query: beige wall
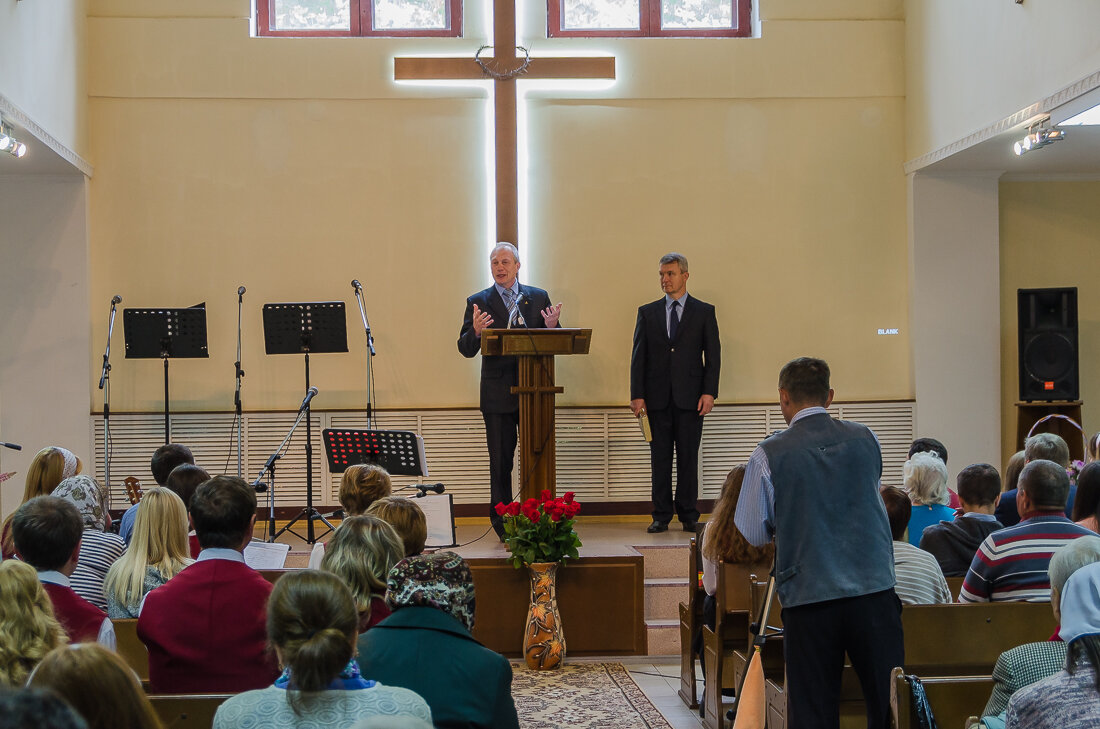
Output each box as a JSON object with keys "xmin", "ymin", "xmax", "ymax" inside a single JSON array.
[
  {"xmin": 999, "ymin": 180, "xmax": 1100, "ymax": 466},
  {"xmin": 86, "ymin": 0, "xmax": 910, "ymax": 412},
  {"xmin": 905, "ymin": 0, "xmax": 1100, "ymax": 160},
  {"xmin": 0, "ymin": 177, "xmax": 92, "ymax": 518},
  {"xmin": 0, "ymin": 0, "xmax": 87, "ymax": 156}
]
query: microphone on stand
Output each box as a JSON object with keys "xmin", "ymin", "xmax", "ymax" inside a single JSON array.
[
  {"xmin": 238, "ymin": 286, "xmax": 246, "ymax": 297},
  {"xmin": 297, "ymin": 386, "xmax": 319, "ymax": 412},
  {"xmin": 111, "ymin": 295, "xmax": 122, "ymax": 305},
  {"xmin": 0, "ymin": 441, "xmax": 21, "ymax": 451},
  {"xmin": 351, "ymin": 279, "xmax": 362, "ymax": 292}
]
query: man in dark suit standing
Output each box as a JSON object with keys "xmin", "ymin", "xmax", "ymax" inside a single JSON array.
[
  {"xmin": 458, "ymin": 242, "xmax": 562, "ymax": 540},
  {"xmin": 630, "ymin": 252, "xmax": 720, "ymax": 533}
]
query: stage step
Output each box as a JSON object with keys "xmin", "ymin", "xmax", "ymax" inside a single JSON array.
[
  {"xmin": 633, "ymin": 542, "xmax": 692, "ymax": 579},
  {"xmin": 646, "ymin": 618, "xmax": 679, "ymax": 656},
  {"xmin": 645, "ymin": 577, "xmax": 689, "ymax": 621},
  {"xmin": 634, "ymin": 540, "xmax": 692, "ymax": 656}
]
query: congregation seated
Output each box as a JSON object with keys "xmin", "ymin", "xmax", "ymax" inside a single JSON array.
[
  {"xmin": 996, "ymin": 433, "xmax": 1077, "ymax": 527},
  {"xmin": 902, "ymin": 452, "xmax": 956, "ymax": 546},
  {"xmin": 119, "ymin": 444, "xmax": 195, "ymax": 544},
  {"xmin": 308, "ymin": 464, "xmax": 392, "ymax": 569},
  {"xmin": 920, "ymin": 463, "xmax": 1004, "ymax": 577},
  {"xmin": 12, "ymin": 496, "xmax": 115, "ymax": 648},
  {"xmin": 1005, "ymin": 559, "xmax": 1100, "ymax": 727},
  {"xmin": 358, "ymin": 552, "xmax": 520, "ymax": 729},
  {"xmin": 1073, "ymin": 462, "xmax": 1100, "ymax": 533},
  {"xmin": 909, "ymin": 436, "xmax": 961, "ymax": 509},
  {"xmin": 0, "ymin": 560, "xmax": 67, "ymax": 687},
  {"xmin": 213, "ymin": 570, "xmax": 432, "ymax": 729},
  {"xmin": 0, "ymin": 687, "xmax": 88, "ymax": 729},
  {"xmin": 320, "ymin": 515, "xmax": 404, "ymax": 633},
  {"xmin": 137, "ymin": 475, "xmax": 278, "ymax": 693},
  {"xmin": 1, "ymin": 446, "xmax": 82, "ymax": 560},
  {"xmin": 52, "ymin": 475, "xmax": 125, "ymax": 611},
  {"xmin": 366, "ymin": 497, "xmax": 428, "ymax": 557},
  {"xmin": 165, "ymin": 463, "xmax": 211, "ymax": 558},
  {"xmin": 980, "ymin": 536, "xmax": 1100, "ymax": 727},
  {"xmin": 880, "ymin": 485, "xmax": 950, "ymax": 604},
  {"xmin": 27, "ymin": 643, "xmax": 163, "ymax": 729},
  {"xmin": 961, "ymin": 460, "xmax": 1094, "ymax": 603},
  {"xmin": 103, "ymin": 487, "xmax": 193, "ymax": 619}
]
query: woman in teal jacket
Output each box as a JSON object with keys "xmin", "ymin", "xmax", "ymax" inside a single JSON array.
[{"xmin": 357, "ymin": 552, "xmax": 521, "ymax": 729}]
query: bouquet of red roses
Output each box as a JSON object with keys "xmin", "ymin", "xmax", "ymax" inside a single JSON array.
[{"xmin": 495, "ymin": 490, "xmax": 582, "ymax": 569}]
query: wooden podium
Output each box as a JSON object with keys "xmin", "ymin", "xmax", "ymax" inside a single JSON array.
[{"xmin": 481, "ymin": 328, "xmax": 592, "ymax": 502}]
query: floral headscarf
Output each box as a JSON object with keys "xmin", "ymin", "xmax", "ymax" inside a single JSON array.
[
  {"xmin": 52, "ymin": 475, "xmax": 109, "ymax": 532},
  {"xmin": 386, "ymin": 551, "xmax": 476, "ymax": 632}
]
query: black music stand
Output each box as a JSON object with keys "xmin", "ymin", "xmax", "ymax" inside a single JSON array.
[
  {"xmin": 123, "ymin": 305, "xmax": 209, "ymax": 443},
  {"xmin": 321, "ymin": 429, "xmax": 429, "ymax": 478},
  {"xmin": 263, "ymin": 302, "xmax": 348, "ymax": 544}
]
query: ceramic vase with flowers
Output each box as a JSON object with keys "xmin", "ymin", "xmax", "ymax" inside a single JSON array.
[{"xmin": 495, "ymin": 490, "xmax": 582, "ymax": 669}]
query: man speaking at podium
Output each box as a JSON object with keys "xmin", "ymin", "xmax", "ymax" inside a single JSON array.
[{"xmin": 458, "ymin": 242, "xmax": 562, "ymax": 541}]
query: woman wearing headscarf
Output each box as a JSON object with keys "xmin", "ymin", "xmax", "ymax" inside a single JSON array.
[
  {"xmin": 1, "ymin": 446, "xmax": 82, "ymax": 559},
  {"xmin": 52, "ymin": 475, "xmax": 126, "ymax": 611},
  {"xmin": 357, "ymin": 552, "xmax": 520, "ymax": 729},
  {"xmin": 1006, "ymin": 559, "xmax": 1100, "ymax": 727}
]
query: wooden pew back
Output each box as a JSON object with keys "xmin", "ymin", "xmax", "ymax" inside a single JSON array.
[
  {"xmin": 901, "ymin": 602, "xmax": 1056, "ymax": 675},
  {"xmin": 890, "ymin": 668, "xmax": 993, "ymax": 729},
  {"xmin": 678, "ymin": 532, "xmax": 706, "ymax": 708},
  {"xmin": 149, "ymin": 694, "xmax": 232, "ymax": 729},
  {"xmin": 113, "ymin": 618, "xmax": 149, "ymax": 686}
]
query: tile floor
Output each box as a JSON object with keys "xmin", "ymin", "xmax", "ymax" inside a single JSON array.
[{"xmin": 617, "ymin": 657, "xmax": 707, "ymax": 728}]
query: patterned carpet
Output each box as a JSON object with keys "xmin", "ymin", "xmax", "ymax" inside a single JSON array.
[{"xmin": 511, "ymin": 662, "xmax": 674, "ymax": 729}]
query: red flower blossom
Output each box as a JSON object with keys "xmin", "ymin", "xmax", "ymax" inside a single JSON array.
[
  {"xmin": 507, "ymin": 502, "xmax": 521, "ymax": 516},
  {"xmin": 494, "ymin": 502, "xmax": 508, "ymax": 516},
  {"xmin": 540, "ymin": 489, "xmax": 552, "ymax": 501},
  {"xmin": 563, "ymin": 491, "xmax": 575, "ymax": 503}
]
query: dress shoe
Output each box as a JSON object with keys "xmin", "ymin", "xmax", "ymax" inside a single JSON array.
[
  {"xmin": 681, "ymin": 519, "xmax": 698, "ymax": 532},
  {"xmin": 646, "ymin": 521, "xmax": 669, "ymax": 534}
]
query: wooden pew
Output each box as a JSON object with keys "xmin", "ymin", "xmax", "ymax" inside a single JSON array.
[
  {"xmin": 741, "ymin": 601, "xmax": 1056, "ymax": 729},
  {"xmin": 257, "ymin": 569, "xmax": 293, "ymax": 585},
  {"xmin": 149, "ymin": 694, "xmax": 233, "ymax": 729},
  {"xmin": 701, "ymin": 565, "xmax": 773, "ymax": 729},
  {"xmin": 891, "ymin": 669, "xmax": 993, "ymax": 729},
  {"xmin": 945, "ymin": 575, "xmax": 964, "ymax": 601},
  {"xmin": 113, "ymin": 618, "xmax": 149, "ymax": 689},
  {"xmin": 677, "ymin": 529, "xmax": 706, "ymax": 709}
]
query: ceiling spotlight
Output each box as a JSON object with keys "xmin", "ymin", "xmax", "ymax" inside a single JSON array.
[
  {"xmin": 1013, "ymin": 118, "xmax": 1066, "ymax": 156},
  {"xmin": 0, "ymin": 120, "xmax": 27, "ymax": 159}
]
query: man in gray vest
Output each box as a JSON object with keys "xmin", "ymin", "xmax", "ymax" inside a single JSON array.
[{"xmin": 735, "ymin": 357, "xmax": 903, "ymax": 729}]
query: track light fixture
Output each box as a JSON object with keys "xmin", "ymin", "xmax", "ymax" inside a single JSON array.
[
  {"xmin": 0, "ymin": 120, "xmax": 27, "ymax": 159},
  {"xmin": 1013, "ymin": 117, "xmax": 1065, "ymax": 156}
]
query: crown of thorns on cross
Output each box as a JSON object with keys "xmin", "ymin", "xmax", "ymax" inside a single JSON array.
[{"xmin": 474, "ymin": 45, "xmax": 532, "ymax": 79}]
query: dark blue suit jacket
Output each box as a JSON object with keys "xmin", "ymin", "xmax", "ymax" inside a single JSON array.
[
  {"xmin": 630, "ymin": 295, "xmax": 720, "ymax": 411},
  {"xmin": 458, "ymin": 284, "xmax": 554, "ymax": 413},
  {"xmin": 995, "ymin": 485, "xmax": 1077, "ymax": 527}
]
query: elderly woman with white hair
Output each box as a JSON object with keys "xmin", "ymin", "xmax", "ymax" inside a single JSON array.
[
  {"xmin": 902, "ymin": 451, "xmax": 956, "ymax": 546},
  {"xmin": 1005, "ymin": 543, "xmax": 1100, "ymax": 727}
]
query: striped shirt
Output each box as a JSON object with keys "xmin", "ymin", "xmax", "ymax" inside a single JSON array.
[
  {"xmin": 71, "ymin": 529, "xmax": 126, "ymax": 611},
  {"xmin": 892, "ymin": 540, "xmax": 951, "ymax": 605},
  {"xmin": 959, "ymin": 514, "xmax": 1093, "ymax": 603}
]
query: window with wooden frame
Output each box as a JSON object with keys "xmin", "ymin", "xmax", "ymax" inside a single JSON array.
[
  {"xmin": 547, "ymin": 0, "xmax": 750, "ymax": 37},
  {"xmin": 257, "ymin": 0, "xmax": 462, "ymax": 37}
]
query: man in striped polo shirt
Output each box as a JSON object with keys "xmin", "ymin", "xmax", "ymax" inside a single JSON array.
[{"xmin": 960, "ymin": 459, "xmax": 1093, "ymax": 603}]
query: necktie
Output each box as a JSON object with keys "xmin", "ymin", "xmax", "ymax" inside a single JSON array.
[
  {"xmin": 669, "ymin": 300, "xmax": 680, "ymax": 340},
  {"xmin": 502, "ymin": 288, "xmax": 519, "ymax": 328}
]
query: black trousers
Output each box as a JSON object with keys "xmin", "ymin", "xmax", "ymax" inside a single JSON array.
[
  {"xmin": 648, "ymin": 406, "xmax": 703, "ymax": 524},
  {"xmin": 483, "ymin": 410, "xmax": 519, "ymax": 537},
  {"xmin": 781, "ymin": 589, "xmax": 904, "ymax": 729}
]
